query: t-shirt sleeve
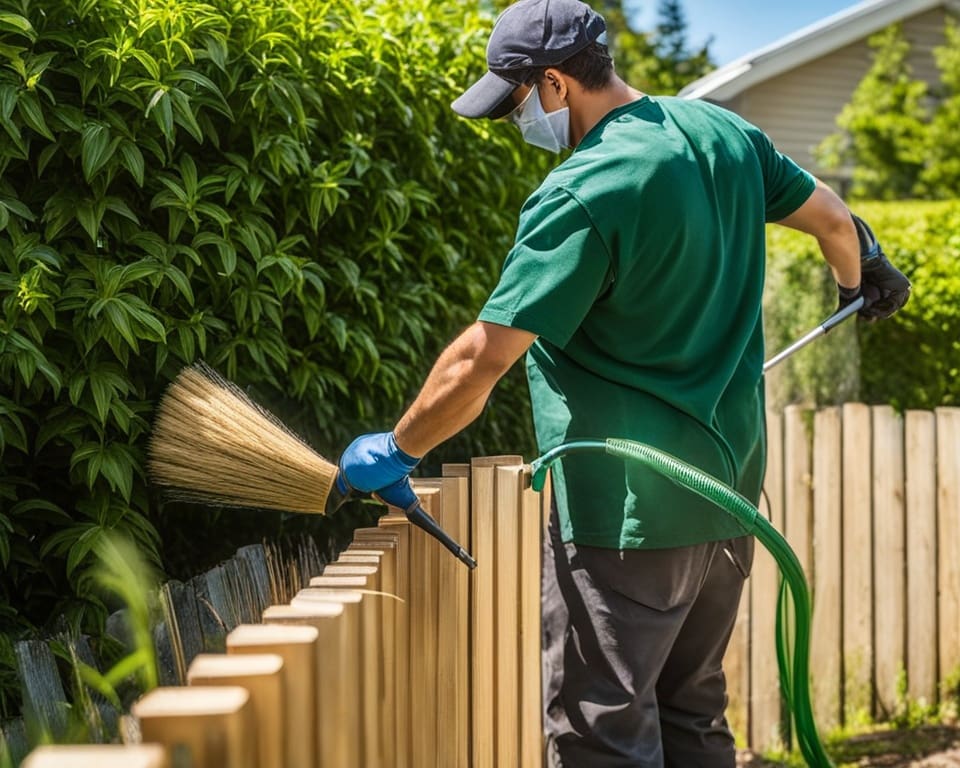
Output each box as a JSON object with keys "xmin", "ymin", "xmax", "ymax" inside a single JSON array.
[
  {"xmin": 478, "ymin": 187, "xmax": 613, "ymax": 348},
  {"xmin": 746, "ymin": 125, "xmax": 816, "ymax": 222}
]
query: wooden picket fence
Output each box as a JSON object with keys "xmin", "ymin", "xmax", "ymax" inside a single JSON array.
[
  {"xmin": 13, "ymin": 406, "xmax": 960, "ymax": 765},
  {"xmin": 17, "ymin": 456, "xmax": 545, "ymax": 768},
  {"xmin": 726, "ymin": 404, "xmax": 960, "ymax": 752}
]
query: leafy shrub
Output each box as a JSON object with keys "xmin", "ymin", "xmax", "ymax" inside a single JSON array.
[
  {"xmin": 857, "ymin": 202, "xmax": 960, "ymax": 409},
  {"xmin": 763, "ymin": 201, "xmax": 960, "ymax": 409},
  {"xmin": 815, "ymin": 24, "xmax": 929, "ymax": 200},
  {"xmin": 0, "ymin": 0, "xmax": 548, "ymax": 669}
]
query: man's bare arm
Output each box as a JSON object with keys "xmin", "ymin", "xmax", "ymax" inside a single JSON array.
[
  {"xmin": 393, "ymin": 321, "xmax": 537, "ymax": 458},
  {"xmin": 776, "ymin": 179, "xmax": 860, "ymax": 289}
]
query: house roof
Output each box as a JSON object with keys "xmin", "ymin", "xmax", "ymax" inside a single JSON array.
[{"xmin": 678, "ymin": 0, "xmax": 960, "ymax": 101}]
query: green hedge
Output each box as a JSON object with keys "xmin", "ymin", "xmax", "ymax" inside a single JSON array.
[
  {"xmin": 0, "ymin": 0, "xmax": 549, "ymax": 664},
  {"xmin": 763, "ymin": 201, "xmax": 960, "ymax": 409}
]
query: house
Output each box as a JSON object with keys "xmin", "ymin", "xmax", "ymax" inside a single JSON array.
[{"xmin": 678, "ymin": 0, "xmax": 960, "ymax": 186}]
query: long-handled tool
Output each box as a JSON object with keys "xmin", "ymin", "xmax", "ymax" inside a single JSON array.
[
  {"xmin": 148, "ymin": 363, "xmax": 476, "ymax": 569},
  {"xmin": 763, "ymin": 296, "xmax": 864, "ymax": 373}
]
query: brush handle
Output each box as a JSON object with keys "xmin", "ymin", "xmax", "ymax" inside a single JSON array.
[
  {"xmin": 405, "ymin": 503, "xmax": 478, "ymax": 570},
  {"xmin": 335, "ymin": 472, "xmax": 476, "ymax": 568},
  {"xmin": 325, "ymin": 479, "xmax": 355, "ymax": 514},
  {"xmin": 376, "ymin": 479, "xmax": 478, "ymax": 570}
]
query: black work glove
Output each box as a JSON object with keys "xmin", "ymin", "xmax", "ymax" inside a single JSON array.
[
  {"xmin": 837, "ymin": 283, "xmax": 862, "ymax": 312},
  {"xmin": 839, "ymin": 213, "xmax": 911, "ymax": 321}
]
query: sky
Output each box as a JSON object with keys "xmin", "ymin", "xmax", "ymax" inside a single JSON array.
[{"xmin": 627, "ymin": 0, "xmax": 867, "ymax": 66}]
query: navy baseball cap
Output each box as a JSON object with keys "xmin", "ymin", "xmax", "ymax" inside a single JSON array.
[{"xmin": 452, "ymin": 0, "xmax": 607, "ymax": 120}]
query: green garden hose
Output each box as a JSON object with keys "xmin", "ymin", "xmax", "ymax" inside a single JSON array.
[{"xmin": 529, "ymin": 438, "xmax": 833, "ymax": 768}]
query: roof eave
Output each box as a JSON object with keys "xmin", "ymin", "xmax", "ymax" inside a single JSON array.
[{"xmin": 679, "ymin": 0, "xmax": 953, "ymax": 101}]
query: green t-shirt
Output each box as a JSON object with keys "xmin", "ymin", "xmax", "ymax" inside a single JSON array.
[{"xmin": 478, "ymin": 96, "xmax": 815, "ymax": 549}]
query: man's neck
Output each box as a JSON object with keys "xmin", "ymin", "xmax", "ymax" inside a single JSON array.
[{"xmin": 571, "ymin": 77, "xmax": 646, "ymax": 146}]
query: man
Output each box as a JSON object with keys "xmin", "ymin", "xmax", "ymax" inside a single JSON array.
[{"xmin": 338, "ymin": 0, "xmax": 911, "ymax": 765}]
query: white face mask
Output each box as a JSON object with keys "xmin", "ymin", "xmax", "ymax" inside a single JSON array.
[{"xmin": 508, "ymin": 85, "xmax": 571, "ymax": 153}]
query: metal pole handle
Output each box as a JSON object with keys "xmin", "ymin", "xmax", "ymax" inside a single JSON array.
[{"xmin": 763, "ymin": 296, "xmax": 864, "ymax": 373}]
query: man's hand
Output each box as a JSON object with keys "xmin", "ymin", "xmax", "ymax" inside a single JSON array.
[
  {"xmin": 373, "ymin": 477, "xmax": 419, "ymax": 512},
  {"xmin": 337, "ymin": 431, "xmax": 420, "ymax": 494},
  {"xmin": 837, "ymin": 282, "xmax": 862, "ymax": 312},
  {"xmin": 848, "ymin": 214, "xmax": 911, "ymax": 320}
]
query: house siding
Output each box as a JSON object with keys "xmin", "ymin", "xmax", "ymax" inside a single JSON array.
[{"xmin": 711, "ymin": 7, "xmax": 953, "ymax": 181}]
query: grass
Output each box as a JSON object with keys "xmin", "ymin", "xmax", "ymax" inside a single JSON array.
[{"xmin": 748, "ymin": 710, "xmax": 960, "ymax": 767}]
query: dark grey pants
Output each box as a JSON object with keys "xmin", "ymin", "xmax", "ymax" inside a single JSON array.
[{"xmin": 542, "ymin": 505, "xmax": 754, "ymax": 768}]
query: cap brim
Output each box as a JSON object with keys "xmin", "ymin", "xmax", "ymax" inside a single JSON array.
[{"xmin": 451, "ymin": 70, "xmax": 518, "ymax": 119}]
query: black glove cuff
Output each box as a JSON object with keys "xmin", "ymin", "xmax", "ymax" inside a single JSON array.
[
  {"xmin": 851, "ymin": 213, "xmax": 881, "ymax": 260},
  {"xmin": 838, "ymin": 284, "xmax": 861, "ymax": 301}
]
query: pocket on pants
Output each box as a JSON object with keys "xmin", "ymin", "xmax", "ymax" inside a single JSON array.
[
  {"xmin": 722, "ymin": 535, "xmax": 755, "ymax": 580},
  {"xmin": 572, "ymin": 541, "xmax": 717, "ymax": 613}
]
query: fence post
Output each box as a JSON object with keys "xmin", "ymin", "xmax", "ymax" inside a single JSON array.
[
  {"xmin": 905, "ymin": 410, "xmax": 938, "ymax": 705},
  {"xmin": 225, "ymin": 624, "xmax": 319, "ymax": 768},
  {"xmin": 22, "ymin": 745, "xmax": 169, "ymax": 768},
  {"xmin": 351, "ymin": 529, "xmax": 406, "ymax": 768},
  {"xmin": 186, "ymin": 654, "xmax": 285, "ymax": 768},
  {"xmin": 290, "ymin": 588, "xmax": 364, "ymax": 765},
  {"xmin": 750, "ymin": 410, "xmax": 785, "ymax": 750},
  {"xmin": 936, "ymin": 408, "xmax": 960, "ymax": 689},
  {"xmin": 812, "ymin": 406, "xmax": 842, "ymax": 730},
  {"xmin": 262, "ymin": 601, "xmax": 347, "ymax": 768},
  {"xmin": 842, "ymin": 403, "xmax": 874, "ymax": 721},
  {"xmin": 132, "ymin": 686, "xmax": 255, "ymax": 768},
  {"xmin": 784, "ymin": 406, "xmax": 813, "ymax": 579},
  {"xmin": 469, "ymin": 456, "xmax": 523, "ymax": 768},
  {"xmin": 520, "ymin": 470, "xmax": 544, "ymax": 768},
  {"xmin": 872, "ymin": 405, "xmax": 906, "ymax": 718}
]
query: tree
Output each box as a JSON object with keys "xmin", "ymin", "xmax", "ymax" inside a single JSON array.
[
  {"xmin": 650, "ymin": 0, "xmax": 713, "ymax": 93},
  {"xmin": 921, "ymin": 18, "xmax": 960, "ymax": 198},
  {"xmin": 600, "ymin": 0, "xmax": 713, "ymax": 95},
  {"xmin": 815, "ymin": 24, "xmax": 928, "ymax": 200},
  {"xmin": 484, "ymin": 1, "xmax": 713, "ymax": 96}
]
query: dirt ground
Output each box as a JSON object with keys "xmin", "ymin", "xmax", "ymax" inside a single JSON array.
[{"xmin": 735, "ymin": 725, "xmax": 960, "ymax": 767}]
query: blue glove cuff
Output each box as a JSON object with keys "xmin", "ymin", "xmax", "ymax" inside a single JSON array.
[{"xmin": 388, "ymin": 432, "xmax": 420, "ymax": 470}]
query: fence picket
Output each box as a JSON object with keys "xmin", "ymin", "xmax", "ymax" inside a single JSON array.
[
  {"xmin": 842, "ymin": 403, "xmax": 874, "ymax": 721},
  {"xmin": 520, "ymin": 476, "xmax": 544, "ymax": 768},
  {"xmin": 750, "ymin": 410, "xmax": 785, "ymax": 750},
  {"xmin": 936, "ymin": 408, "xmax": 960, "ymax": 688},
  {"xmin": 872, "ymin": 406, "xmax": 906, "ymax": 718},
  {"xmin": 811, "ymin": 407, "xmax": 842, "ymax": 730},
  {"xmin": 494, "ymin": 466, "xmax": 522, "ymax": 768},
  {"xmin": 785, "ymin": 406, "xmax": 813, "ymax": 577},
  {"xmin": 905, "ymin": 411, "xmax": 937, "ymax": 704},
  {"xmin": 439, "ymin": 476, "xmax": 470, "ymax": 768},
  {"xmin": 470, "ymin": 456, "xmax": 523, "ymax": 768}
]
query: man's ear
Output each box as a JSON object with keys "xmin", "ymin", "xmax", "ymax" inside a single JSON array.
[{"xmin": 543, "ymin": 67, "xmax": 569, "ymax": 102}]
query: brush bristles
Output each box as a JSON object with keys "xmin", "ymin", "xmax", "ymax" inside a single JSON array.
[{"xmin": 149, "ymin": 363, "xmax": 336, "ymax": 514}]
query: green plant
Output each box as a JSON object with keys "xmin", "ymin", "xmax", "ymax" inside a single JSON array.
[
  {"xmin": 3, "ymin": 533, "xmax": 161, "ymax": 757},
  {"xmin": 0, "ymin": 0, "xmax": 550, "ymax": 709},
  {"xmin": 815, "ymin": 14, "xmax": 960, "ymax": 201},
  {"xmin": 815, "ymin": 24, "xmax": 929, "ymax": 200},
  {"xmin": 763, "ymin": 201, "xmax": 960, "ymax": 409},
  {"xmin": 763, "ymin": 223, "xmax": 860, "ymax": 409},
  {"xmin": 856, "ymin": 202, "xmax": 960, "ymax": 409},
  {"xmin": 941, "ymin": 667, "xmax": 960, "ymax": 723},
  {"xmin": 888, "ymin": 669, "xmax": 940, "ymax": 730},
  {"xmin": 921, "ymin": 18, "xmax": 960, "ymax": 197},
  {"xmin": 591, "ymin": 0, "xmax": 715, "ymax": 96}
]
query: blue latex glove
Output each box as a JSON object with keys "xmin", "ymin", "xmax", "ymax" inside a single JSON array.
[
  {"xmin": 336, "ymin": 431, "xmax": 420, "ymax": 495},
  {"xmin": 374, "ymin": 477, "xmax": 419, "ymax": 512}
]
